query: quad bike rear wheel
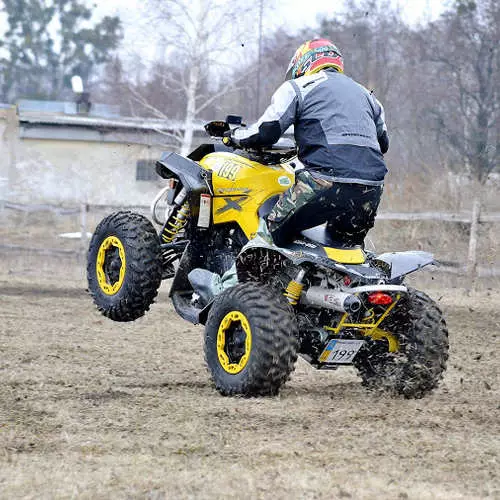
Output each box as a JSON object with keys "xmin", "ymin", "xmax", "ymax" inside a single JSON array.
[
  {"xmin": 353, "ymin": 288, "xmax": 449, "ymax": 398},
  {"xmin": 204, "ymin": 282, "xmax": 298, "ymax": 396},
  {"xmin": 87, "ymin": 211, "xmax": 162, "ymax": 322}
]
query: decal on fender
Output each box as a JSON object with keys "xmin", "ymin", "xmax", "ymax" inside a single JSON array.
[
  {"xmin": 216, "ymin": 197, "xmax": 246, "ymax": 214},
  {"xmin": 217, "ymin": 187, "xmax": 251, "ymax": 194},
  {"xmin": 278, "ymin": 176, "xmax": 292, "ymax": 186},
  {"xmin": 198, "ymin": 194, "xmax": 211, "ymax": 227},
  {"xmin": 217, "ymin": 161, "xmax": 241, "ymax": 181}
]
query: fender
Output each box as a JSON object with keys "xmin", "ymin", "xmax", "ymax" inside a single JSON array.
[
  {"xmin": 156, "ymin": 151, "xmax": 212, "ymax": 196},
  {"xmin": 236, "ymin": 237, "xmax": 386, "ymax": 282},
  {"xmin": 375, "ymin": 251, "xmax": 435, "ymax": 281}
]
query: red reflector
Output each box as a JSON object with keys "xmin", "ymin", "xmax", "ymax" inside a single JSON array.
[{"xmin": 368, "ymin": 292, "xmax": 393, "ymax": 305}]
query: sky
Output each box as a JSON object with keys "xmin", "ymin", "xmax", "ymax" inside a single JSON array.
[
  {"xmin": 96, "ymin": 0, "xmax": 448, "ymax": 31},
  {"xmin": 90, "ymin": 0, "xmax": 447, "ymax": 65},
  {"xmin": 0, "ymin": 0, "xmax": 448, "ymax": 65},
  {"xmin": 0, "ymin": 1, "xmax": 448, "ymax": 49}
]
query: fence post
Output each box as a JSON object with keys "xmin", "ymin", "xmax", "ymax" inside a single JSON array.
[
  {"xmin": 80, "ymin": 203, "xmax": 88, "ymax": 255},
  {"xmin": 467, "ymin": 198, "xmax": 481, "ymax": 279}
]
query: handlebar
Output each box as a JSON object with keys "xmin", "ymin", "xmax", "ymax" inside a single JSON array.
[{"xmin": 204, "ymin": 118, "xmax": 297, "ymax": 160}]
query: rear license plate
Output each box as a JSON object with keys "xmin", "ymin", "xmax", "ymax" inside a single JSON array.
[{"xmin": 319, "ymin": 339, "xmax": 364, "ymax": 364}]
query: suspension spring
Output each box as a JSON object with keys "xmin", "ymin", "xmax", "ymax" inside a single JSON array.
[
  {"xmin": 284, "ymin": 269, "xmax": 306, "ymax": 305},
  {"xmin": 161, "ymin": 201, "xmax": 190, "ymax": 243}
]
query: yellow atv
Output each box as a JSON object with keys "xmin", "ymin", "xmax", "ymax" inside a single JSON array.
[{"xmin": 87, "ymin": 116, "xmax": 448, "ymax": 398}]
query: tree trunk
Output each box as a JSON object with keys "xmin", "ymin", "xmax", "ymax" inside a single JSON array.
[
  {"xmin": 180, "ymin": 63, "xmax": 200, "ymax": 156},
  {"xmin": 474, "ymin": 104, "xmax": 490, "ymax": 184}
]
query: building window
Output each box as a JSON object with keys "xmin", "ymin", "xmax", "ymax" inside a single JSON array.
[{"xmin": 136, "ymin": 160, "xmax": 158, "ymax": 181}]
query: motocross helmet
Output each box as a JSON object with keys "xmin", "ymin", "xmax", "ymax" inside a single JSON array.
[{"xmin": 285, "ymin": 39, "xmax": 344, "ymax": 80}]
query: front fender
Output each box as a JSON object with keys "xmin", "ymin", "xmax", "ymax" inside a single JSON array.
[
  {"xmin": 156, "ymin": 151, "xmax": 211, "ymax": 195},
  {"xmin": 375, "ymin": 251, "xmax": 435, "ymax": 281}
]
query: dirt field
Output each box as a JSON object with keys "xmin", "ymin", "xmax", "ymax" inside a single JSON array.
[{"xmin": 0, "ymin": 261, "xmax": 499, "ymax": 499}]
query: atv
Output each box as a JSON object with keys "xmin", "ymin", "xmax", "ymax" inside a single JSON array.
[{"xmin": 87, "ymin": 115, "xmax": 449, "ymax": 398}]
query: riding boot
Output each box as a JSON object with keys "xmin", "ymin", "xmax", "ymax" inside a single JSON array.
[
  {"xmin": 187, "ymin": 268, "xmax": 224, "ymax": 305},
  {"xmin": 187, "ymin": 264, "xmax": 239, "ymax": 305}
]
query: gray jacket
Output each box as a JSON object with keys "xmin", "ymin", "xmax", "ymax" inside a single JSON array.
[{"xmin": 233, "ymin": 69, "xmax": 389, "ymax": 186}]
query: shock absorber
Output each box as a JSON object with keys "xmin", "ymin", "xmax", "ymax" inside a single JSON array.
[
  {"xmin": 161, "ymin": 200, "xmax": 190, "ymax": 243},
  {"xmin": 284, "ymin": 269, "xmax": 306, "ymax": 305}
]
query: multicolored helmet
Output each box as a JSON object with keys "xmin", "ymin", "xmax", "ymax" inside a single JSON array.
[{"xmin": 286, "ymin": 39, "xmax": 344, "ymax": 80}]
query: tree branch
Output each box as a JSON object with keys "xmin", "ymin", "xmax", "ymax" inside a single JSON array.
[
  {"xmin": 195, "ymin": 74, "xmax": 248, "ymax": 114},
  {"xmin": 127, "ymin": 84, "xmax": 170, "ymax": 120}
]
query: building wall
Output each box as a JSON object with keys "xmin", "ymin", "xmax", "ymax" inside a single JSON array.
[
  {"xmin": 0, "ymin": 107, "xmax": 18, "ymax": 202},
  {"xmin": 14, "ymin": 138, "xmax": 167, "ymax": 205},
  {"xmin": 0, "ymin": 109, "xmax": 196, "ymax": 206}
]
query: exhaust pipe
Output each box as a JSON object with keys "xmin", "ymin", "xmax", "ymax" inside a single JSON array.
[{"xmin": 301, "ymin": 287, "xmax": 361, "ymax": 314}]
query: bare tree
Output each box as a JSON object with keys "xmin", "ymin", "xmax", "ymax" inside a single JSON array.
[
  {"xmin": 131, "ymin": 0, "xmax": 255, "ymax": 155},
  {"xmin": 420, "ymin": 0, "xmax": 500, "ymax": 184}
]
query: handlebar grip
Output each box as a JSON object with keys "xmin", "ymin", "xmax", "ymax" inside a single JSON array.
[{"xmin": 223, "ymin": 131, "xmax": 240, "ymax": 148}]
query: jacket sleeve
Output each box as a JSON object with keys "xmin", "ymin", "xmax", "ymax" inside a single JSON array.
[
  {"xmin": 232, "ymin": 81, "xmax": 299, "ymax": 148},
  {"xmin": 372, "ymin": 96, "xmax": 389, "ymax": 154}
]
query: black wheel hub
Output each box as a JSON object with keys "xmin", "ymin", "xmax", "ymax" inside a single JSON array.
[
  {"xmin": 103, "ymin": 247, "xmax": 121, "ymax": 286},
  {"xmin": 225, "ymin": 322, "xmax": 247, "ymax": 364}
]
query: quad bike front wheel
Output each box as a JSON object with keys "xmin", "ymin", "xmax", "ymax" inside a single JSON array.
[
  {"xmin": 353, "ymin": 288, "xmax": 449, "ymax": 398},
  {"xmin": 87, "ymin": 211, "xmax": 162, "ymax": 322},
  {"xmin": 204, "ymin": 282, "xmax": 298, "ymax": 396}
]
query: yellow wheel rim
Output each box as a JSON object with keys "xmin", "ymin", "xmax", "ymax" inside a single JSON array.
[
  {"xmin": 216, "ymin": 311, "xmax": 252, "ymax": 374},
  {"xmin": 96, "ymin": 236, "xmax": 126, "ymax": 295}
]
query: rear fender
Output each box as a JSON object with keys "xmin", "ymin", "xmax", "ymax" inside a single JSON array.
[
  {"xmin": 236, "ymin": 244, "xmax": 290, "ymax": 282},
  {"xmin": 236, "ymin": 238, "xmax": 386, "ymax": 281},
  {"xmin": 375, "ymin": 251, "xmax": 435, "ymax": 281}
]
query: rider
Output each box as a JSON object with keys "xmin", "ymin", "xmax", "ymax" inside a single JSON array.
[
  {"xmin": 189, "ymin": 39, "xmax": 389, "ymax": 303},
  {"xmin": 228, "ymin": 38, "xmax": 389, "ymax": 247}
]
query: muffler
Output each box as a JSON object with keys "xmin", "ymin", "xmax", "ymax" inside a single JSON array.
[{"xmin": 301, "ymin": 287, "xmax": 361, "ymax": 314}]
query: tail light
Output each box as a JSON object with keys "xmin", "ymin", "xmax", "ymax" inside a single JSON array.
[{"xmin": 367, "ymin": 292, "xmax": 393, "ymax": 305}]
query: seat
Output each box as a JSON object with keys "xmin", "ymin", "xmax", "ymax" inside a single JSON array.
[
  {"xmin": 299, "ymin": 225, "xmax": 365, "ymax": 264},
  {"xmin": 300, "ymin": 225, "xmax": 360, "ymax": 250}
]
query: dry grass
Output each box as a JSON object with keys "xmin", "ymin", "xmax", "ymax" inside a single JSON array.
[
  {"xmin": 2, "ymin": 174, "xmax": 499, "ymax": 280},
  {"xmin": 372, "ymin": 171, "xmax": 500, "ymax": 273},
  {"xmin": 0, "ymin": 195, "xmax": 500, "ymax": 288},
  {"xmin": 0, "ymin": 257, "xmax": 499, "ymax": 499},
  {"xmin": 382, "ymin": 170, "xmax": 500, "ymax": 212}
]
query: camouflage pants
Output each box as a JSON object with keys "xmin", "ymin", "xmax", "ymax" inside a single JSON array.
[
  {"xmin": 267, "ymin": 170, "xmax": 382, "ymax": 247},
  {"xmin": 268, "ymin": 170, "xmax": 332, "ymax": 225}
]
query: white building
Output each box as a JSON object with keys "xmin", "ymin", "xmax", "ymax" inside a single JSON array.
[{"xmin": 0, "ymin": 100, "xmax": 207, "ymax": 206}]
